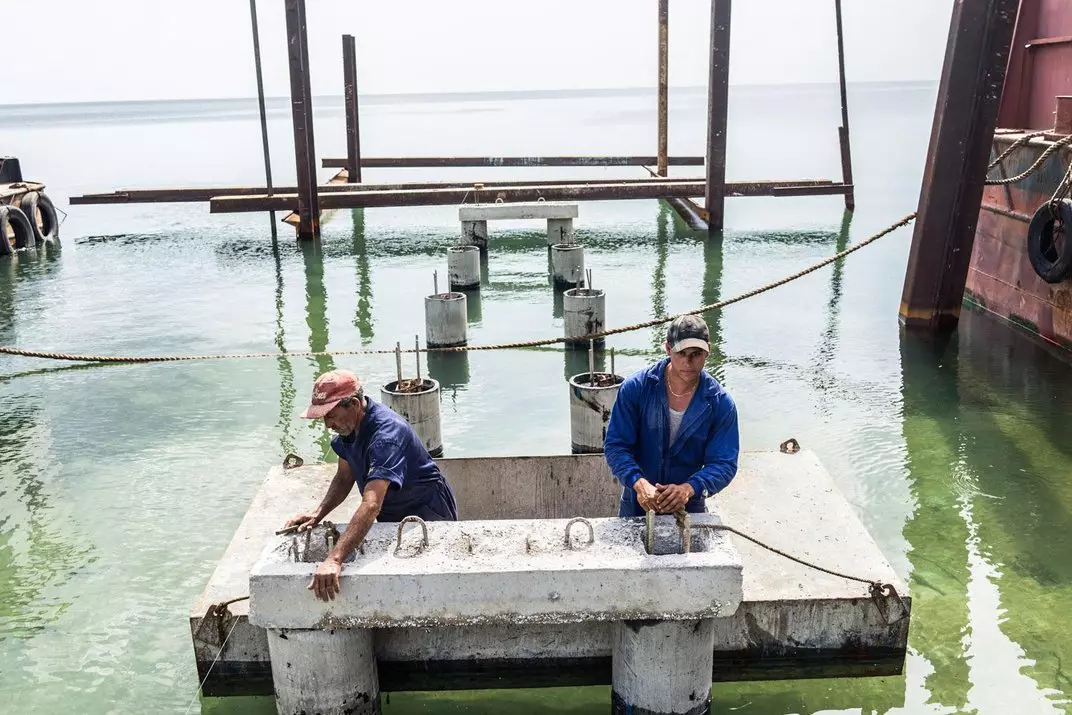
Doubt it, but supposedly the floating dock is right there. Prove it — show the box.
[190,450,910,702]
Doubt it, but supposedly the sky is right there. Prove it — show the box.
[4,0,954,105]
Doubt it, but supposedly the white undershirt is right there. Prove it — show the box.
[668,406,686,445]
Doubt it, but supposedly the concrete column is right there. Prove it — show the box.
[547,217,575,245]
[550,244,584,287]
[425,292,468,347]
[568,372,623,454]
[612,619,716,715]
[381,379,443,457]
[267,627,380,715]
[461,220,488,252]
[447,245,480,291]
[564,288,606,348]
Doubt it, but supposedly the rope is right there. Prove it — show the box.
[987,130,1048,171]
[0,212,916,365]
[183,615,239,714]
[985,134,1072,186]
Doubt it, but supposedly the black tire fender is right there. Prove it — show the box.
[19,191,60,244]
[0,204,35,252]
[1027,199,1072,284]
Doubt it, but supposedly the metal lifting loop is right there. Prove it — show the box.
[564,517,595,550]
[395,516,429,555]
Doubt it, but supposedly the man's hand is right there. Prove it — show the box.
[634,478,660,513]
[283,512,321,533]
[654,483,694,514]
[308,558,343,601]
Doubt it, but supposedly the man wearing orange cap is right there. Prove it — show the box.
[284,369,458,601]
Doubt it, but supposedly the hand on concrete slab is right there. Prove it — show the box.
[284,513,321,533]
[654,483,693,514]
[309,558,343,601]
[633,478,659,513]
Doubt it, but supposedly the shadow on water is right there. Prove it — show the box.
[299,238,336,460]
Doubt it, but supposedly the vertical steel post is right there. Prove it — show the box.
[899,0,1019,331]
[705,0,731,234]
[249,0,277,241]
[657,0,669,177]
[284,0,320,240]
[342,34,363,184]
[833,0,855,212]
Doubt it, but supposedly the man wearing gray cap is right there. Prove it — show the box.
[604,314,740,517]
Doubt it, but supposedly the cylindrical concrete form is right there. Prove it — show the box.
[267,627,380,715]
[461,220,488,252]
[547,217,575,245]
[550,243,584,287]
[425,292,468,347]
[447,245,481,291]
[381,378,443,457]
[612,619,716,715]
[564,288,606,348]
[568,372,624,454]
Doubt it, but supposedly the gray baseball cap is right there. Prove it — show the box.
[666,314,711,353]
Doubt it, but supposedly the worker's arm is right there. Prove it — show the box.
[308,478,389,601]
[284,458,356,532]
[603,378,659,511]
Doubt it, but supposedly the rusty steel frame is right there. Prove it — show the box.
[208,179,849,213]
[342,34,362,184]
[321,156,706,169]
[657,0,669,177]
[833,0,855,212]
[705,0,732,233]
[284,0,320,239]
[249,0,276,241]
[899,0,1019,332]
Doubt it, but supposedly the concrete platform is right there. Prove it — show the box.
[458,201,578,221]
[191,451,910,695]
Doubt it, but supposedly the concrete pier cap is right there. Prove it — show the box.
[249,514,743,630]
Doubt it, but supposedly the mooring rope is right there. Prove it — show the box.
[0,211,917,365]
[985,133,1072,186]
[987,129,1049,172]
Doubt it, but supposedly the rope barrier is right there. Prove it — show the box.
[0,211,917,365]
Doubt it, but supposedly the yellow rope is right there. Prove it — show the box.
[0,212,917,365]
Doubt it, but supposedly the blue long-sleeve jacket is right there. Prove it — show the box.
[604,359,740,517]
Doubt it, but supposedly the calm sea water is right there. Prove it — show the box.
[2,84,1071,714]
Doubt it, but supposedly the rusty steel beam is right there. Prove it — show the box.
[705,0,732,233]
[71,177,847,206]
[342,34,362,184]
[321,156,706,168]
[657,0,669,177]
[209,180,850,213]
[899,0,1019,332]
[833,0,855,212]
[284,0,320,239]
[249,0,276,240]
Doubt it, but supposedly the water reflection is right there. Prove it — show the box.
[564,345,606,383]
[272,237,296,457]
[463,288,483,324]
[427,350,470,392]
[648,203,669,352]
[810,210,852,414]
[299,239,335,459]
[900,314,1072,712]
[352,209,375,345]
[552,285,565,320]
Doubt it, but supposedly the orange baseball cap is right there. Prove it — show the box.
[300,369,361,419]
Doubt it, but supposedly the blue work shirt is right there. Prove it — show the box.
[604,358,739,517]
[331,398,458,522]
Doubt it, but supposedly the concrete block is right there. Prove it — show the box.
[547,217,575,245]
[268,627,379,715]
[612,618,716,715]
[459,201,578,221]
[250,514,742,630]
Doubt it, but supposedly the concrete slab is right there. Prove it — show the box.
[191,451,910,695]
[459,201,578,221]
[249,514,742,629]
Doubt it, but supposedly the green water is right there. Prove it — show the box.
[2,85,1072,713]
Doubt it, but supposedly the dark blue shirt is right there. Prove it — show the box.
[331,398,458,522]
